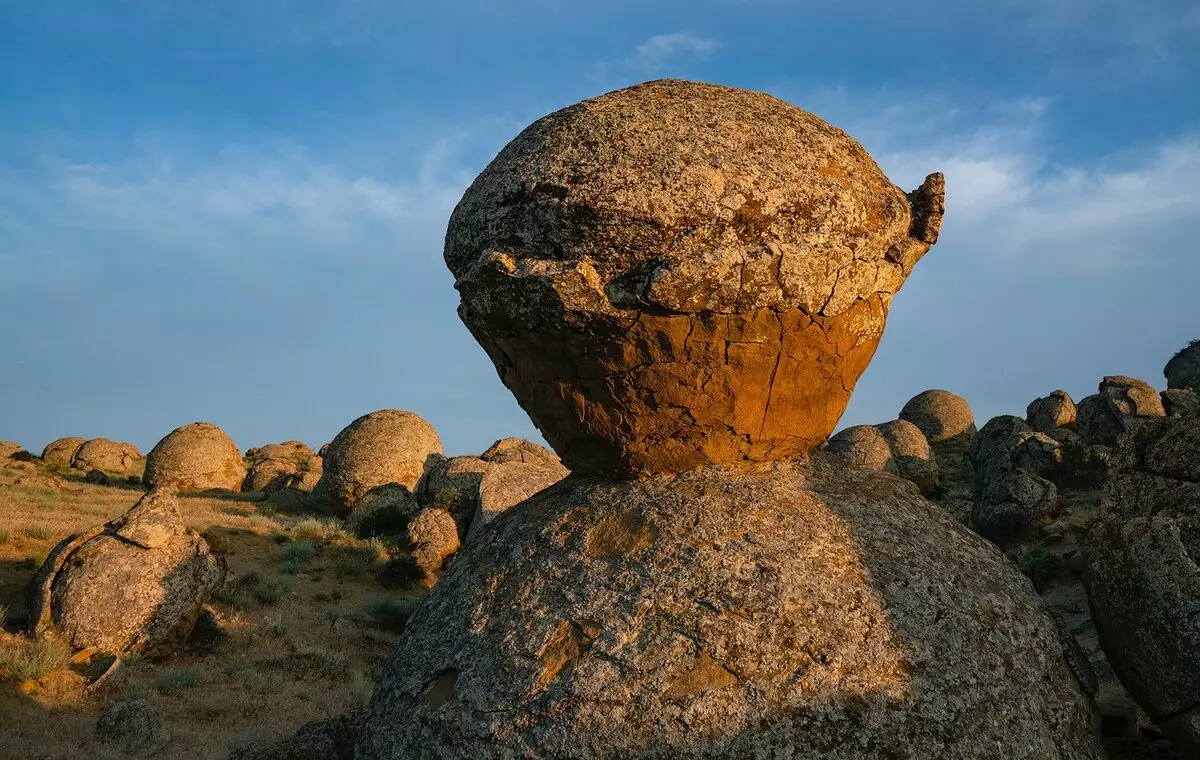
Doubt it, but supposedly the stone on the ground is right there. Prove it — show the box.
[144,422,246,493]
[357,460,1101,759]
[96,697,170,753]
[407,508,461,581]
[1027,390,1077,432]
[1164,341,1200,391]
[71,438,142,474]
[415,454,490,529]
[968,415,1032,492]
[972,469,1058,546]
[41,437,87,468]
[227,710,363,760]
[85,468,112,486]
[899,389,976,449]
[29,489,226,657]
[243,457,300,493]
[446,80,945,477]
[315,410,443,515]
[1085,412,1200,755]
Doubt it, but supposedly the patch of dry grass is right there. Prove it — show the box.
[0,637,72,682]
[0,459,416,759]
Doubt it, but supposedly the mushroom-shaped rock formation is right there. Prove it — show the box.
[41,436,87,468]
[447,79,945,477]
[315,410,443,515]
[355,81,1101,760]
[29,489,226,657]
[899,389,976,450]
[1085,411,1200,754]
[144,422,246,493]
[71,438,143,474]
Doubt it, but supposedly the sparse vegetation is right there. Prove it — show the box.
[1020,545,1066,593]
[0,638,71,682]
[23,526,53,540]
[154,667,199,694]
[367,596,424,633]
[0,529,8,545]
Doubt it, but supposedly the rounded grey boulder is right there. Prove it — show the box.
[1027,390,1077,432]
[96,698,170,754]
[71,438,142,474]
[899,389,976,448]
[144,422,246,493]
[356,460,1101,759]
[41,436,87,468]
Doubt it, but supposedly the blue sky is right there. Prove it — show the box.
[2,0,1199,456]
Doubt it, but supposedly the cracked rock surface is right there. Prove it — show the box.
[357,458,1101,759]
[446,79,944,476]
[1085,411,1200,755]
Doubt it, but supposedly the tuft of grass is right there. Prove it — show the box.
[432,485,462,513]
[267,616,287,637]
[23,526,53,541]
[367,596,424,633]
[281,541,320,574]
[0,529,8,544]
[290,518,345,544]
[0,638,72,682]
[154,667,199,694]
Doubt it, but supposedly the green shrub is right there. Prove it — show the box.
[154,667,198,693]
[1020,545,1064,592]
[291,518,344,544]
[23,526,53,541]
[367,596,424,633]
[281,541,320,574]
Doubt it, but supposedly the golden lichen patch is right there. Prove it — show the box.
[584,510,658,558]
[533,620,594,692]
[662,652,738,701]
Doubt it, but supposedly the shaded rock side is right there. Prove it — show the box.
[96,698,170,753]
[898,389,976,448]
[316,409,443,514]
[357,459,1101,760]
[823,421,938,495]
[447,79,945,476]
[1164,341,1200,391]
[71,438,143,474]
[29,489,226,656]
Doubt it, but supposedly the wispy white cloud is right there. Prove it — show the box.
[589,31,720,84]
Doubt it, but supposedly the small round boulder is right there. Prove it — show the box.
[316,410,443,515]
[1027,390,1077,432]
[899,389,976,448]
[145,423,246,493]
[41,437,87,468]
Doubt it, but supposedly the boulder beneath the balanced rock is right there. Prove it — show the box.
[29,489,226,657]
[316,410,443,515]
[899,389,976,450]
[71,438,143,474]
[824,421,939,495]
[356,459,1102,760]
[41,436,87,468]
[446,80,945,477]
[1085,411,1200,755]
[145,422,246,493]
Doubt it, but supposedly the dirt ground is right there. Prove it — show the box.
[0,459,415,760]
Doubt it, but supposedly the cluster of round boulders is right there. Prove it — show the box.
[824,420,938,494]
[1027,390,1077,432]
[1077,376,1165,446]
[416,438,569,540]
[1085,410,1200,754]
[316,410,443,515]
[446,79,945,477]
[899,389,976,451]
[29,489,226,657]
[1164,341,1200,391]
[41,436,87,468]
[349,81,1102,759]
[71,438,142,474]
[144,422,245,493]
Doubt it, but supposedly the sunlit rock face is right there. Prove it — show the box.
[446,79,944,477]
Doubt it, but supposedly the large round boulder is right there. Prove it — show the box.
[1027,390,1077,432]
[1164,341,1200,391]
[446,80,945,477]
[29,489,226,657]
[1085,412,1200,754]
[899,389,976,450]
[41,437,87,468]
[71,438,143,474]
[144,422,246,493]
[316,410,443,515]
[357,459,1101,759]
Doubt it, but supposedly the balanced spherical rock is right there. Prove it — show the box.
[358,460,1100,759]
[406,508,461,583]
[96,698,170,753]
[243,457,300,493]
[1027,390,1077,432]
[1085,412,1200,754]
[30,489,226,657]
[144,422,246,493]
[447,80,945,477]
[41,437,86,468]
[1162,387,1200,417]
[899,389,976,449]
[245,441,314,466]
[1164,341,1200,391]
[71,438,142,474]
[315,410,443,515]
